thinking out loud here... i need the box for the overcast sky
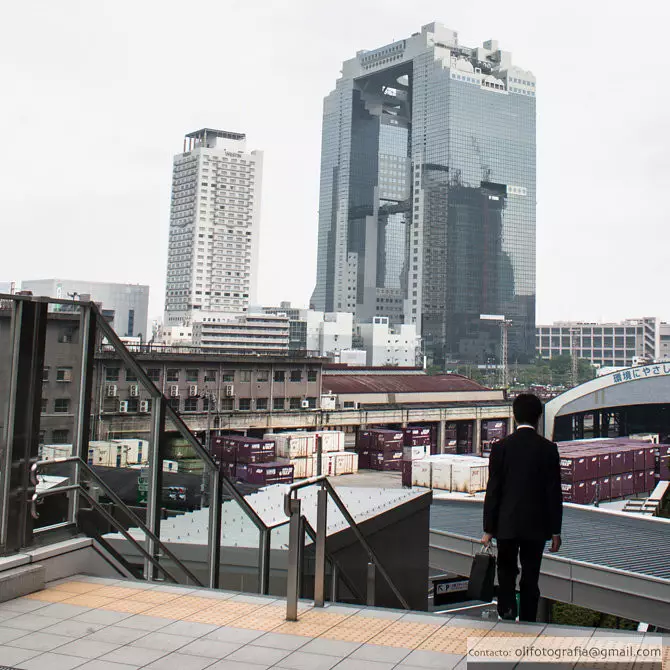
[2,0,668,324]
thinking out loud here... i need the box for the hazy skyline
[3,0,669,325]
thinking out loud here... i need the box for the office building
[0,281,14,294]
[536,318,659,367]
[358,317,420,367]
[164,129,263,326]
[21,278,149,338]
[311,22,536,366]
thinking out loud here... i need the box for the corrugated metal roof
[431,500,670,580]
[324,374,489,395]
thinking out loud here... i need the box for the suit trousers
[496,539,546,622]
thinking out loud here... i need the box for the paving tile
[207,661,270,670]
[6,630,76,652]
[49,581,104,594]
[60,594,117,608]
[368,619,442,649]
[56,638,123,659]
[399,649,464,668]
[72,609,133,625]
[445,617,496,629]
[72,660,138,670]
[34,603,93,619]
[228,594,277,606]
[0,609,21,623]
[489,621,545,635]
[85,625,154,644]
[225,643,292,666]
[349,643,413,663]
[0,644,41,665]
[115,613,173,631]
[19,651,89,670]
[0,597,51,612]
[0,624,27,643]
[42,619,106,637]
[252,631,310,651]
[24,589,76,603]
[159,620,220,637]
[399,613,449,626]
[98,644,169,667]
[178,638,244,658]
[94,585,145,599]
[131,631,197,652]
[144,652,217,670]
[354,608,404,621]
[98,598,154,614]
[541,624,594,637]
[319,614,389,643]
[330,659,396,670]
[299,638,361,657]
[203,626,265,644]
[2,613,64,631]
[276,650,342,669]
[189,589,238,600]
[151,584,197,595]
[63,575,120,586]
[124,589,182,605]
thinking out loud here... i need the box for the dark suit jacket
[483,428,563,541]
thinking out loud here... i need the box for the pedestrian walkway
[0,575,666,669]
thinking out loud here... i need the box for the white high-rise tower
[164,129,263,326]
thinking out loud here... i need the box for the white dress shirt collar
[516,424,536,430]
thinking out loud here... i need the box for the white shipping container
[316,431,345,453]
[403,446,427,461]
[411,460,432,487]
[279,451,358,478]
[450,461,488,493]
[266,432,316,458]
[430,460,453,490]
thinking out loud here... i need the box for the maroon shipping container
[401,460,412,487]
[211,435,275,464]
[634,470,647,494]
[632,447,648,472]
[643,445,655,469]
[404,435,432,447]
[619,448,635,473]
[404,427,431,437]
[358,450,370,469]
[367,450,403,471]
[597,452,612,477]
[560,454,593,482]
[358,429,403,452]
[598,477,611,500]
[235,462,294,485]
[610,475,623,499]
[561,480,590,504]
[357,430,372,451]
[610,451,626,475]
[657,445,670,480]
[621,472,635,496]
[646,469,656,491]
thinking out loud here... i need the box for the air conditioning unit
[119,401,129,413]
[139,400,149,413]
[301,399,310,409]
[106,384,117,397]
[170,385,180,397]
[189,384,198,397]
[129,384,139,397]
[225,384,235,397]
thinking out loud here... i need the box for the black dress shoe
[498,609,517,621]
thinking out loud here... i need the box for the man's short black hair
[513,393,543,426]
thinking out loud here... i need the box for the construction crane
[480,314,512,389]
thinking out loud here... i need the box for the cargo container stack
[210,435,294,485]
[481,420,508,456]
[402,427,432,486]
[558,438,658,504]
[356,429,404,471]
[268,430,357,479]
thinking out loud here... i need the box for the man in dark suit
[482,393,563,622]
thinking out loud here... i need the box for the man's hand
[549,535,562,553]
[482,533,493,547]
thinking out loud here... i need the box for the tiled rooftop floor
[0,576,666,669]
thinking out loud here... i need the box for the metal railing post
[316,433,322,476]
[207,466,222,588]
[366,561,376,607]
[70,303,97,525]
[259,527,271,595]
[314,486,327,607]
[285,495,301,621]
[145,398,165,580]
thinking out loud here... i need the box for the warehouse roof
[431,499,670,579]
[323,373,489,395]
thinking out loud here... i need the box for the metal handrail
[283,475,410,620]
[35,457,203,586]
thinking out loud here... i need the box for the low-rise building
[357,317,420,367]
[536,318,659,368]
[192,313,289,355]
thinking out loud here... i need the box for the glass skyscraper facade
[311,23,536,366]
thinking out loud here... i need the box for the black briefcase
[466,546,496,602]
